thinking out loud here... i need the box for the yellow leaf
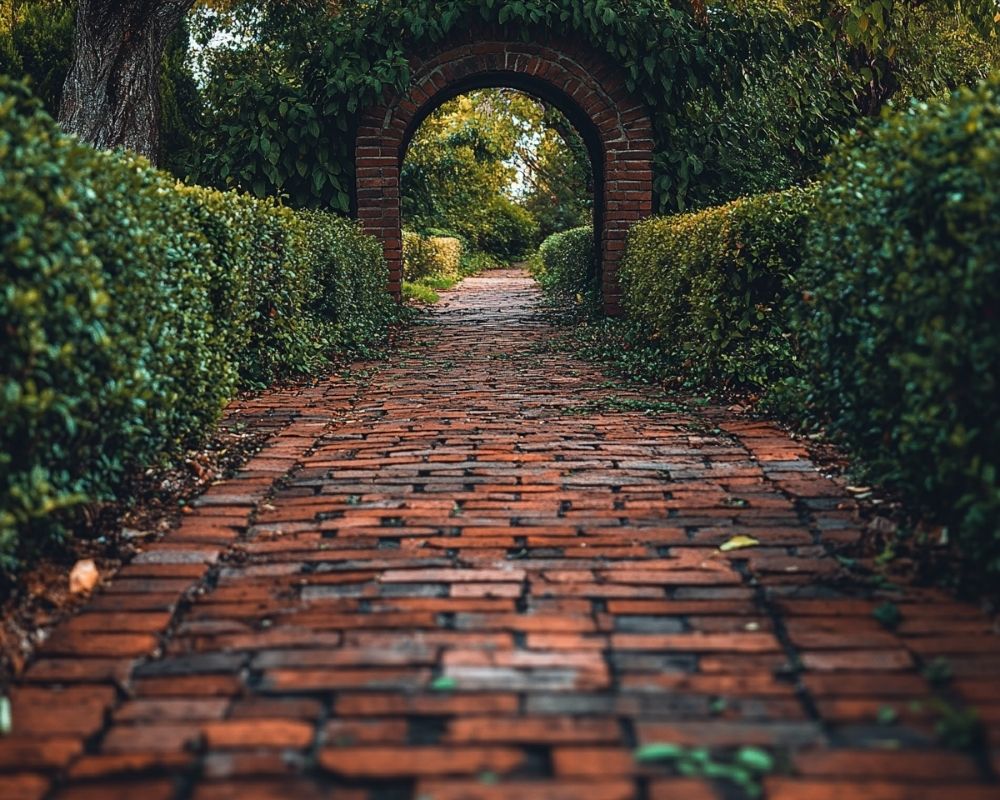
[719,535,760,552]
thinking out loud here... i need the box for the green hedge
[794,75,1000,583]
[620,186,814,391]
[458,249,503,276]
[0,79,397,573]
[402,231,463,281]
[613,74,999,587]
[534,227,598,311]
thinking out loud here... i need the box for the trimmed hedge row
[612,73,1000,586]
[795,75,999,582]
[402,231,463,281]
[0,79,397,572]
[534,227,598,311]
[621,186,814,390]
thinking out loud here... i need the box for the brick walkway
[3,270,998,800]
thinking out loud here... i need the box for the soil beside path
[2,269,998,800]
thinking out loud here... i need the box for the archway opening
[399,86,595,300]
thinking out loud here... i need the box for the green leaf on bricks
[634,743,685,762]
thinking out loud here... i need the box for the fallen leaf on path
[69,559,99,595]
[633,742,684,762]
[735,746,775,773]
[0,696,11,736]
[189,460,211,481]
[719,535,760,552]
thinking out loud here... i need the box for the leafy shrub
[479,198,540,261]
[402,231,503,305]
[0,79,396,574]
[677,31,855,212]
[535,227,598,311]
[184,189,326,387]
[298,210,398,354]
[408,228,502,277]
[620,186,814,391]
[402,231,463,281]
[423,227,470,246]
[792,75,1000,585]
[402,281,441,305]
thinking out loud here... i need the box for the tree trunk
[849,47,900,116]
[58,0,194,162]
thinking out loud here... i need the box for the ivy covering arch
[194,0,795,214]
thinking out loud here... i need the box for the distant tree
[519,103,593,240]
[402,89,591,248]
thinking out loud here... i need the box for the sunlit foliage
[402,89,589,254]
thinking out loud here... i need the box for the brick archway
[354,31,655,316]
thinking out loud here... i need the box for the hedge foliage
[608,73,999,587]
[0,79,397,573]
[794,74,1000,582]
[402,231,462,281]
[534,227,598,312]
[620,186,814,390]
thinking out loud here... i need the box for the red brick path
[2,270,998,799]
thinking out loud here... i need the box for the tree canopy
[2,0,997,208]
